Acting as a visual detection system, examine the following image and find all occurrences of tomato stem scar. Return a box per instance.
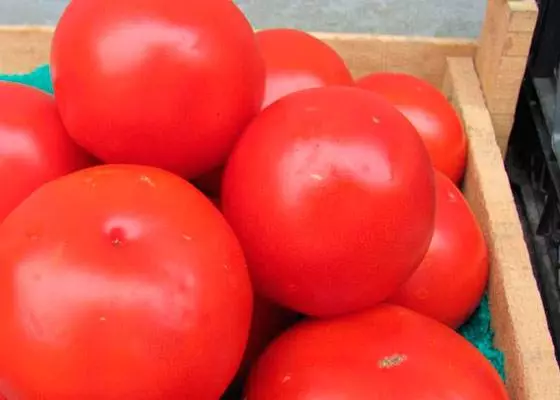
[378,354,408,369]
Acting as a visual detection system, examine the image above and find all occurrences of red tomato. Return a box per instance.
[222,86,435,317]
[256,28,353,109]
[389,171,488,328]
[0,165,253,399]
[245,305,508,400]
[357,72,467,183]
[51,0,265,179]
[0,81,92,222]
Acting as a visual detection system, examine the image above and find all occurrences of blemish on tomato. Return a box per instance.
[25,230,40,241]
[310,173,324,181]
[372,116,380,124]
[447,191,458,202]
[109,226,126,247]
[83,176,97,188]
[139,175,155,187]
[378,354,408,369]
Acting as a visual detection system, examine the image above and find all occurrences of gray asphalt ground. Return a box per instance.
[0,0,486,37]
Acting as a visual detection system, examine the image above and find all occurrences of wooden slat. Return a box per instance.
[475,0,538,154]
[509,0,541,32]
[443,56,560,400]
[504,31,535,56]
[314,33,477,87]
[0,26,53,73]
[492,113,516,155]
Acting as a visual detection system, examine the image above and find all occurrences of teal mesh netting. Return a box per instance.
[0,65,506,381]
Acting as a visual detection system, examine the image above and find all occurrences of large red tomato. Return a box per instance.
[0,81,92,222]
[0,165,253,399]
[389,171,488,328]
[222,86,436,317]
[357,72,467,184]
[245,305,508,400]
[51,0,265,179]
[256,28,353,109]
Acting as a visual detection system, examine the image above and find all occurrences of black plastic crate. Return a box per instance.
[505,0,560,362]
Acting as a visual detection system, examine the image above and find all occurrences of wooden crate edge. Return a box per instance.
[475,0,538,155]
[444,56,560,400]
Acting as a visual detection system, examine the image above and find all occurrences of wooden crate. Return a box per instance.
[0,1,558,399]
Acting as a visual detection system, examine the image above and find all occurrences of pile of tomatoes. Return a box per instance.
[0,0,508,399]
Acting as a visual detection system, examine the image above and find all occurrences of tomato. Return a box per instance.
[0,165,253,399]
[245,304,508,400]
[51,0,265,179]
[389,171,488,328]
[0,81,92,223]
[222,86,435,317]
[356,72,467,183]
[256,28,354,109]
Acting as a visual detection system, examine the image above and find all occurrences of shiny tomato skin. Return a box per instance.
[0,165,253,400]
[357,72,467,184]
[245,305,508,400]
[0,81,92,222]
[257,28,354,109]
[51,0,265,179]
[389,171,489,328]
[222,86,436,317]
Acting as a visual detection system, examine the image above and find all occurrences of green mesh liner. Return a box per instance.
[1,65,53,94]
[0,65,506,381]
[459,295,506,380]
